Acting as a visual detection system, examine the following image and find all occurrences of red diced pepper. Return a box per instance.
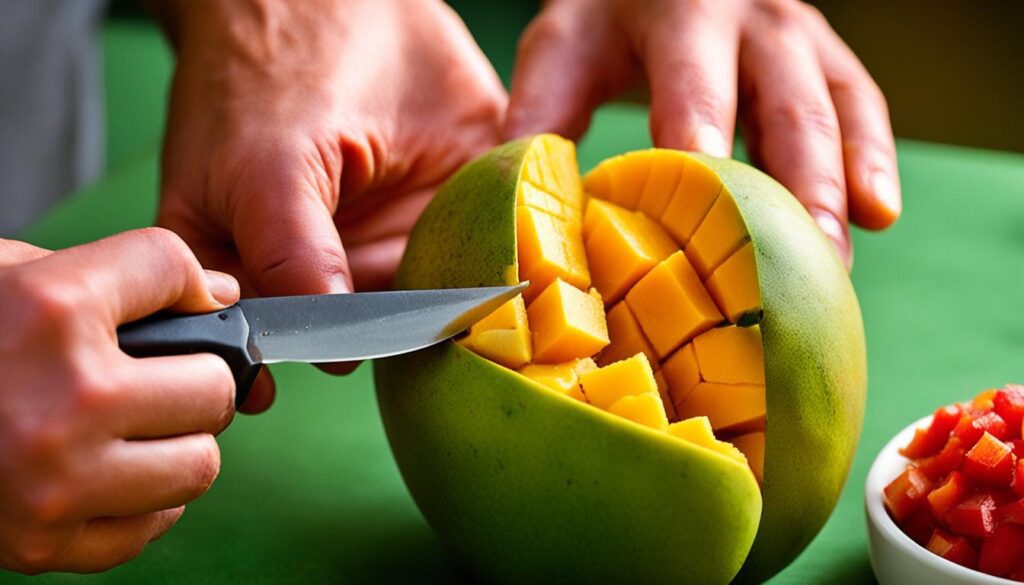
[1009,439,1024,459]
[1013,459,1024,498]
[980,523,1024,576]
[948,492,998,538]
[999,498,1024,524]
[901,404,963,458]
[903,508,938,545]
[916,437,966,480]
[927,471,970,519]
[963,432,1016,487]
[926,528,978,569]
[885,468,933,522]
[1009,566,1024,582]
[995,385,1024,439]
[955,411,1010,448]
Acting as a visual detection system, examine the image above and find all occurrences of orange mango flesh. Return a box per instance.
[528,279,610,363]
[462,140,765,480]
[584,200,678,304]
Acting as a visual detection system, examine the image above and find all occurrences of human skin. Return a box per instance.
[505,0,902,267]
[0,230,239,574]
[151,0,508,408]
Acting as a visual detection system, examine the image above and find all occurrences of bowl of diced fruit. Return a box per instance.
[867,386,1024,584]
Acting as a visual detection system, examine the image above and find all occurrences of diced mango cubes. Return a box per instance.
[599,302,658,370]
[585,201,679,304]
[518,358,596,403]
[459,295,532,369]
[685,191,749,278]
[675,382,766,434]
[653,370,678,421]
[608,392,669,430]
[585,150,657,209]
[518,181,577,222]
[637,151,687,220]
[626,251,722,358]
[661,343,700,409]
[692,326,765,385]
[659,158,723,245]
[705,241,761,323]
[528,279,609,363]
[731,431,766,484]
[667,416,748,466]
[517,205,590,298]
[579,353,658,410]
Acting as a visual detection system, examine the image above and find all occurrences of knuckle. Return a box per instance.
[23,482,74,526]
[11,534,64,575]
[518,14,573,54]
[133,227,197,270]
[2,272,79,332]
[754,0,805,31]
[67,362,120,413]
[770,99,840,142]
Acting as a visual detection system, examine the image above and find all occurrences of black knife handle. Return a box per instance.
[117,305,260,407]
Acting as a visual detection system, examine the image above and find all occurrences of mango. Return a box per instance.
[458,295,531,369]
[584,199,678,304]
[527,278,609,363]
[376,135,867,584]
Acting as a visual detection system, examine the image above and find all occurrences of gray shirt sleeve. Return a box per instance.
[0,0,107,237]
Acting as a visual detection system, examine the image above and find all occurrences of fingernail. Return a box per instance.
[810,209,853,269]
[204,270,240,306]
[871,171,902,217]
[693,124,730,158]
[330,274,353,294]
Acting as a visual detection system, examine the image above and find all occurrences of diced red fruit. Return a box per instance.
[926,529,978,569]
[903,508,938,545]
[972,389,999,413]
[885,468,934,522]
[963,432,1016,487]
[955,411,1009,448]
[1009,439,1024,459]
[948,493,998,538]
[995,385,1024,436]
[900,405,963,458]
[980,523,1024,577]
[916,437,966,481]
[927,471,970,519]
[998,498,1024,525]
[1013,459,1024,498]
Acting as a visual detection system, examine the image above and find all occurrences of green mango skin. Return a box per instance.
[700,155,867,583]
[375,138,866,584]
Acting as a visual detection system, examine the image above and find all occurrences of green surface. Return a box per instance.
[7,5,1024,584]
[9,105,1024,584]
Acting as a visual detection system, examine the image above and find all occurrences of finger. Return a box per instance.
[230,144,353,298]
[238,367,276,414]
[811,18,901,230]
[638,4,740,156]
[22,228,240,325]
[53,507,184,573]
[740,28,852,267]
[110,353,235,439]
[82,434,219,519]
[505,4,635,140]
[0,239,50,268]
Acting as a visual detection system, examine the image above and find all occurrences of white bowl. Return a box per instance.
[866,415,1016,584]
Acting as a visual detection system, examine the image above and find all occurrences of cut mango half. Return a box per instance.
[461,137,765,482]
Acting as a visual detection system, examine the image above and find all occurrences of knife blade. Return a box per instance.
[117,283,527,405]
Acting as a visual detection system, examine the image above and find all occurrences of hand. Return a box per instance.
[153,0,506,398]
[505,0,901,267]
[0,229,239,574]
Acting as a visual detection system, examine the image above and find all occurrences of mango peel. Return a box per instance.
[375,135,866,583]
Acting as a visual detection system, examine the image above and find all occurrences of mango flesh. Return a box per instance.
[377,135,866,584]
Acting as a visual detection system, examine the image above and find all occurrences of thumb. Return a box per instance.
[505,7,631,141]
[231,153,353,298]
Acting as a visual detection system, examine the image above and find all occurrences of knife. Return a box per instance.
[117,283,528,406]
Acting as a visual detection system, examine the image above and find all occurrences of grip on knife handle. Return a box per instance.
[117,305,260,407]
